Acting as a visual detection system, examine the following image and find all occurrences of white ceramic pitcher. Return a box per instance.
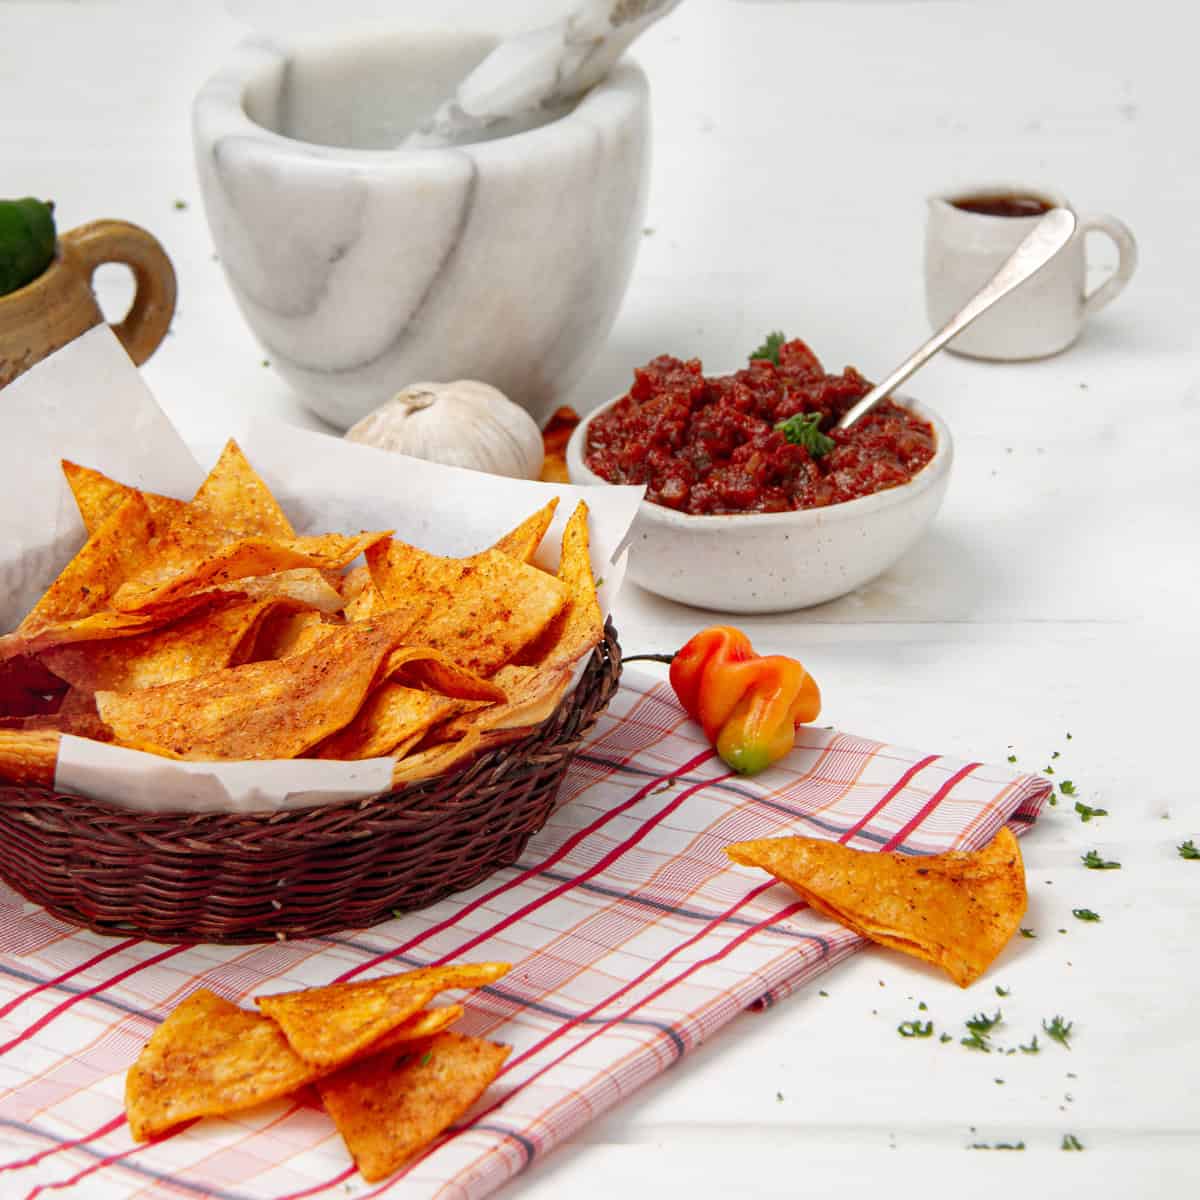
[925,185,1138,360]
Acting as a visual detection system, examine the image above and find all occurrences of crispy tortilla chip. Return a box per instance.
[725,828,1027,988]
[489,498,558,564]
[190,440,294,540]
[0,689,111,741]
[0,729,59,788]
[255,963,509,1067]
[538,407,580,484]
[366,542,567,676]
[251,608,339,661]
[440,664,569,739]
[13,493,160,643]
[95,612,414,761]
[312,684,470,761]
[61,461,185,535]
[389,729,486,786]
[382,648,506,704]
[317,1031,511,1182]
[213,568,344,615]
[361,1005,464,1055]
[112,530,390,614]
[125,990,324,1141]
[40,597,293,693]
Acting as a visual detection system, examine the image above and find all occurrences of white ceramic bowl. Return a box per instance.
[566,393,953,614]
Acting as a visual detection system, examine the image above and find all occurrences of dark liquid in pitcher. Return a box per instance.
[952,193,1054,218]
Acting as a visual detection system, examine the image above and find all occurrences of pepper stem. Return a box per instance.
[622,653,676,665]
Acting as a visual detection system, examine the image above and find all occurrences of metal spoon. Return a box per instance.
[837,207,1078,431]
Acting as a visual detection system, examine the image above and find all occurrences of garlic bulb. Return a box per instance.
[345,381,544,480]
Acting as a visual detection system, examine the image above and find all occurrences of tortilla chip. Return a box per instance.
[190,440,295,540]
[111,530,390,614]
[40,597,291,693]
[382,648,506,704]
[539,407,580,484]
[389,729,486,786]
[725,827,1027,988]
[94,612,415,761]
[517,501,602,670]
[361,1005,463,1054]
[489,498,558,564]
[1,689,112,741]
[0,729,60,788]
[125,990,325,1141]
[251,609,339,661]
[255,963,509,1068]
[317,1032,510,1182]
[312,684,469,761]
[61,461,184,535]
[213,568,344,615]
[14,493,160,641]
[366,542,567,676]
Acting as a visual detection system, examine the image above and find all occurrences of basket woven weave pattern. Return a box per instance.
[0,623,621,943]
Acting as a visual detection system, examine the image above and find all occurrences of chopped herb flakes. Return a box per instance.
[1007,754,1017,763]
[940,1033,952,1043]
[1059,779,1076,795]
[420,1050,433,1067]
[1062,1133,1084,1151]
[970,1141,1025,1150]
[1043,1015,1074,1048]
[818,989,829,997]
[1082,849,1120,869]
[776,1091,784,1102]
[1072,908,1101,922]
[1179,839,1200,860]
[1074,799,1107,821]
[898,1020,933,1038]
[917,1001,928,1011]
[961,1030,991,1052]
[1020,928,1036,939]
[995,986,1010,997]
[1019,1036,1040,1054]
[966,1011,1002,1035]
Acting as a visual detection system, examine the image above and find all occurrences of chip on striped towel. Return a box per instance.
[255,962,509,1067]
[125,990,324,1140]
[725,826,1027,988]
[125,991,467,1141]
[317,1031,511,1182]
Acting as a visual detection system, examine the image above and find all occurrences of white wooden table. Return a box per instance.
[3,0,1197,1195]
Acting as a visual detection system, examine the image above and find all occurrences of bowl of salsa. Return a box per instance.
[567,338,952,612]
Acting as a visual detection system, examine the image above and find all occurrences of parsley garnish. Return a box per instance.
[1019,1035,1040,1054]
[898,1020,933,1038]
[1006,753,1017,763]
[995,986,1010,997]
[1044,765,1055,775]
[420,1050,433,1067]
[939,1033,952,1043]
[1082,849,1120,870]
[1059,779,1077,795]
[776,1090,784,1102]
[1020,928,1036,938]
[966,1010,1002,1034]
[1072,908,1101,922]
[917,1001,928,1011]
[1179,839,1200,860]
[1075,800,1107,822]
[970,1141,1025,1150]
[818,989,829,997]
[1061,1133,1084,1151]
[750,330,786,364]
[961,1030,991,1052]
[775,411,835,458]
[1043,1015,1074,1048]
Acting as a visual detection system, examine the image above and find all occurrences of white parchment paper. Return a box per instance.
[2,328,642,812]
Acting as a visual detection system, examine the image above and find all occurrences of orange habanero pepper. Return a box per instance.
[666,626,821,775]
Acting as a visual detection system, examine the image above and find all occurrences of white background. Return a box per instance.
[2,0,1198,1196]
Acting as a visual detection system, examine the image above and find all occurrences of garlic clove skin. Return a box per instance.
[345,380,544,480]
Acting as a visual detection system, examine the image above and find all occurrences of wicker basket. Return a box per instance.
[0,624,621,944]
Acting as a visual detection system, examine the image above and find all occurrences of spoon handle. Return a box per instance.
[836,207,1078,431]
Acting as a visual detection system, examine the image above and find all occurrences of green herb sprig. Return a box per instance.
[1062,1133,1084,1151]
[775,411,835,458]
[1072,908,1101,922]
[1179,839,1199,860]
[750,330,786,364]
[898,1020,934,1038]
[1075,800,1108,822]
[1082,850,1120,870]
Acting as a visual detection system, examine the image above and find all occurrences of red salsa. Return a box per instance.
[584,339,936,515]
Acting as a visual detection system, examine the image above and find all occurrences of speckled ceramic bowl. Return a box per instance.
[566,393,953,613]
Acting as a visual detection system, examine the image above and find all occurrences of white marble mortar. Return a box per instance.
[192,32,649,428]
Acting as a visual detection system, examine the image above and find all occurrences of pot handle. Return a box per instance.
[59,220,176,365]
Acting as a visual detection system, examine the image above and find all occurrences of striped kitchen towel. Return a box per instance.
[0,669,1049,1200]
